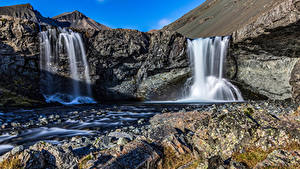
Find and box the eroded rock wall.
[227,0,300,101]
[0,16,43,107]
[84,29,189,101]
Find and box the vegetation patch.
[78,154,94,169]
[243,107,254,117]
[232,142,300,168]
[232,148,268,168]
[0,155,23,169]
[162,146,194,169]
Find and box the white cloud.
[158,19,171,28]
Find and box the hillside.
[163,0,283,38]
[0,4,110,30]
[53,10,110,31]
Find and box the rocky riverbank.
[0,101,299,169]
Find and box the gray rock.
[108,132,133,141]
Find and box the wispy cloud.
[158,19,171,28]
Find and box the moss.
[0,88,40,107]
[162,146,194,169]
[232,148,268,168]
[0,155,23,169]
[233,142,300,168]
[0,18,7,23]
[78,154,93,169]
[243,107,254,117]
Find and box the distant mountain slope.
[0,4,110,30]
[163,0,283,38]
[0,3,41,22]
[0,3,61,26]
[53,10,110,31]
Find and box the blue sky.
[0,0,205,31]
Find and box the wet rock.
[117,137,128,146]
[108,131,133,141]
[255,149,300,168]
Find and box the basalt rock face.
[165,0,300,101]
[0,16,43,107]
[227,0,300,101]
[0,16,189,106]
[84,29,189,101]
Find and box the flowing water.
[0,104,205,155]
[39,29,95,105]
[183,36,243,102]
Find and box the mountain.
[53,10,110,31]
[0,3,61,27]
[0,4,110,30]
[0,3,41,22]
[163,0,283,38]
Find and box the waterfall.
[39,28,96,105]
[184,36,243,101]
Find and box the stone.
[108,132,133,141]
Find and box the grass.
[162,146,194,169]
[0,155,23,169]
[78,154,93,169]
[232,148,269,168]
[232,142,300,168]
[243,107,254,117]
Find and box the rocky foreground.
[0,101,299,169]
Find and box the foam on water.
[44,93,96,105]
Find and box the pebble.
[11,145,24,155]
[117,137,128,145]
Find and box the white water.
[183,36,243,102]
[40,29,96,105]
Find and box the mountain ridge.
[53,10,110,31]
[163,0,284,38]
[0,3,110,31]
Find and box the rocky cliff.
[0,14,189,106]
[0,16,43,107]
[82,29,189,101]
[2,0,300,106]
[165,0,300,101]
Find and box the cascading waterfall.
[39,28,95,105]
[183,36,243,102]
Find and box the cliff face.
[228,0,300,101]
[1,0,300,106]
[0,16,43,107]
[165,0,300,101]
[84,29,189,101]
[53,11,110,31]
